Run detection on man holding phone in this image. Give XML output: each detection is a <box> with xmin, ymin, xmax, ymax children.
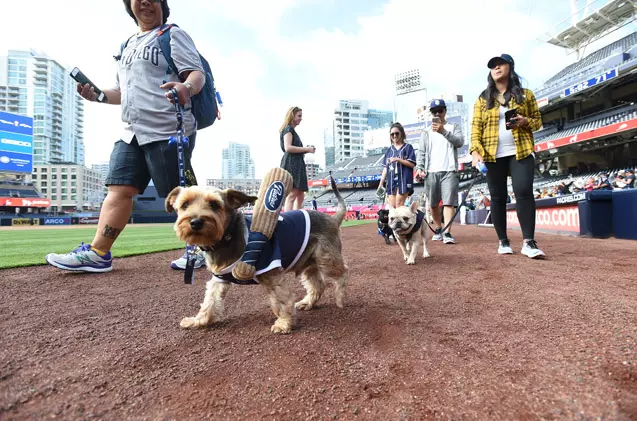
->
<box><xmin>415</xmin><ymin>99</ymin><xmax>464</xmax><ymax>244</ymax></box>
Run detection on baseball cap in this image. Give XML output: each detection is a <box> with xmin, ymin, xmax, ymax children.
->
<box><xmin>429</xmin><ymin>99</ymin><xmax>446</xmax><ymax>110</ymax></box>
<box><xmin>487</xmin><ymin>54</ymin><xmax>514</xmax><ymax>69</ymax></box>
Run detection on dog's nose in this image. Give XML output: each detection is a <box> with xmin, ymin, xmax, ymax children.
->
<box><xmin>190</xmin><ymin>218</ymin><xmax>204</xmax><ymax>231</ymax></box>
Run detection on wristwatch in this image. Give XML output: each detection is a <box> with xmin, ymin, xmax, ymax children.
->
<box><xmin>183</xmin><ymin>82</ymin><xmax>195</xmax><ymax>97</ymax></box>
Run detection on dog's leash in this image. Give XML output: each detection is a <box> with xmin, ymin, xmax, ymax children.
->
<box><xmin>420</xmin><ymin>168</ymin><xmax>485</xmax><ymax>235</ymax></box>
<box><xmin>168</xmin><ymin>88</ymin><xmax>196</xmax><ymax>285</ymax></box>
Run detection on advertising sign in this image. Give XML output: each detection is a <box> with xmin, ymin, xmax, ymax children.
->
<box><xmin>12</xmin><ymin>218</ymin><xmax>37</xmax><ymax>226</ymax></box>
<box><xmin>0</xmin><ymin>111</ymin><xmax>33</xmax><ymax>174</ymax></box>
<box><xmin>507</xmin><ymin>205</ymin><xmax>579</xmax><ymax>234</ymax></box>
<box><xmin>44</xmin><ymin>217</ymin><xmax>71</xmax><ymax>225</ymax></box>
<box><xmin>0</xmin><ymin>198</ymin><xmax>51</xmax><ymax>208</ymax></box>
<box><xmin>79</xmin><ymin>216</ymin><xmax>100</xmax><ymax>224</ymax></box>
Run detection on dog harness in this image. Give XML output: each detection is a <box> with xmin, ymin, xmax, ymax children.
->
<box><xmin>211</xmin><ymin>210</ymin><xmax>311</xmax><ymax>285</ymax></box>
<box><xmin>404</xmin><ymin>210</ymin><xmax>425</xmax><ymax>242</ymax></box>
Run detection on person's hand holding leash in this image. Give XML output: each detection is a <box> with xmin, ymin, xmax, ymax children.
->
<box><xmin>161</xmin><ymin>82</ymin><xmax>191</xmax><ymax>105</ymax></box>
<box><xmin>471</xmin><ymin>151</ymin><xmax>484</xmax><ymax>168</ymax></box>
<box><xmin>415</xmin><ymin>169</ymin><xmax>427</xmax><ymax>181</ymax></box>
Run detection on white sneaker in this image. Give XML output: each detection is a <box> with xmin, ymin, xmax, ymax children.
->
<box><xmin>170</xmin><ymin>250</ymin><xmax>206</xmax><ymax>270</ymax></box>
<box><xmin>432</xmin><ymin>228</ymin><xmax>443</xmax><ymax>241</ymax></box>
<box><xmin>443</xmin><ymin>232</ymin><xmax>455</xmax><ymax>244</ymax></box>
<box><xmin>498</xmin><ymin>239</ymin><xmax>513</xmax><ymax>255</ymax></box>
<box><xmin>46</xmin><ymin>242</ymin><xmax>113</xmax><ymax>273</ymax></box>
<box><xmin>521</xmin><ymin>240</ymin><xmax>545</xmax><ymax>259</ymax></box>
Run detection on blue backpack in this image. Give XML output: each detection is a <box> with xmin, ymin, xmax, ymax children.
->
<box><xmin>119</xmin><ymin>24</ymin><xmax>218</xmax><ymax>130</ymax></box>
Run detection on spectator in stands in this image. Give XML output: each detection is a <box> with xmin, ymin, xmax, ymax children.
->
<box><xmin>377</xmin><ymin>123</ymin><xmax>416</xmax><ymax>208</ymax></box>
<box><xmin>279</xmin><ymin>106</ymin><xmax>316</xmax><ymax>211</ymax></box>
<box><xmin>415</xmin><ymin>99</ymin><xmax>465</xmax><ymax>244</ymax></box>
<box><xmin>45</xmin><ymin>0</ymin><xmax>208</xmax><ymax>273</ymax></box>
<box><xmin>584</xmin><ymin>177</ymin><xmax>595</xmax><ymax>192</ymax></box>
<box><xmin>594</xmin><ymin>172</ymin><xmax>612</xmax><ymax>190</ymax></box>
<box><xmin>470</xmin><ymin>54</ymin><xmax>545</xmax><ymax>258</ymax></box>
<box><xmin>614</xmin><ymin>169</ymin><xmax>635</xmax><ymax>189</ymax></box>
<box><xmin>311</xmin><ymin>196</ymin><xmax>318</xmax><ymax>211</ymax></box>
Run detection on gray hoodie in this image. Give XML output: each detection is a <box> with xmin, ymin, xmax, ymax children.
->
<box><xmin>416</xmin><ymin>123</ymin><xmax>464</xmax><ymax>173</ymax></box>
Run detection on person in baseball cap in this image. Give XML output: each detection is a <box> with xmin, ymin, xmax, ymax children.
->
<box><xmin>487</xmin><ymin>54</ymin><xmax>515</xmax><ymax>69</ymax></box>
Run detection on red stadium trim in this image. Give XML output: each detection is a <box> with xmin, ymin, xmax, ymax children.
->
<box><xmin>535</xmin><ymin>118</ymin><xmax>637</xmax><ymax>152</ymax></box>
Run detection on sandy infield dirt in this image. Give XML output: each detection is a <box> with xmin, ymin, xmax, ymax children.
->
<box><xmin>1</xmin><ymin>224</ymin><xmax>635</xmax><ymax>420</ymax></box>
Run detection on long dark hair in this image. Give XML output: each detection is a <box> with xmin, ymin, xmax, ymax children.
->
<box><xmin>389</xmin><ymin>122</ymin><xmax>407</xmax><ymax>145</ymax></box>
<box><xmin>481</xmin><ymin>67</ymin><xmax>525</xmax><ymax>109</ymax></box>
<box><xmin>123</xmin><ymin>0</ymin><xmax>170</xmax><ymax>25</ymax></box>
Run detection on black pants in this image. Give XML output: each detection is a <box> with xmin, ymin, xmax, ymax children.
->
<box><xmin>485</xmin><ymin>154</ymin><xmax>536</xmax><ymax>241</ymax></box>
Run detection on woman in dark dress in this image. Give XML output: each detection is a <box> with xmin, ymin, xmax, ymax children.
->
<box><xmin>280</xmin><ymin>106</ymin><xmax>315</xmax><ymax>211</ymax></box>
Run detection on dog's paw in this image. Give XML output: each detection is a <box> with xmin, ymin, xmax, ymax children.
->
<box><xmin>180</xmin><ymin>316</ymin><xmax>210</xmax><ymax>329</ymax></box>
<box><xmin>406</xmin><ymin>258</ymin><xmax>416</xmax><ymax>265</ymax></box>
<box><xmin>271</xmin><ymin>320</ymin><xmax>292</xmax><ymax>334</ymax></box>
<box><xmin>295</xmin><ymin>300</ymin><xmax>313</xmax><ymax>311</ymax></box>
<box><xmin>422</xmin><ymin>250</ymin><xmax>431</xmax><ymax>258</ymax></box>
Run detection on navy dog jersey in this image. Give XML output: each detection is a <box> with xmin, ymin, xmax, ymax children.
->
<box><xmin>213</xmin><ymin>210</ymin><xmax>310</xmax><ymax>285</ymax></box>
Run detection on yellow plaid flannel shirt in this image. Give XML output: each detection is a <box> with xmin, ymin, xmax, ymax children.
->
<box><xmin>470</xmin><ymin>88</ymin><xmax>542</xmax><ymax>162</ymax></box>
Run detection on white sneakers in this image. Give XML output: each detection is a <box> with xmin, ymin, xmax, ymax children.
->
<box><xmin>498</xmin><ymin>239</ymin><xmax>545</xmax><ymax>259</ymax></box>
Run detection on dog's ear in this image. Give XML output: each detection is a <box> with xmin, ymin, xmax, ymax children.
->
<box><xmin>223</xmin><ymin>189</ymin><xmax>258</xmax><ymax>209</ymax></box>
<box><xmin>165</xmin><ymin>187</ymin><xmax>182</xmax><ymax>213</ymax></box>
<box><xmin>410</xmin><ymin>200</ymin><xmax>419</xmax><ymax>214</ymax></box>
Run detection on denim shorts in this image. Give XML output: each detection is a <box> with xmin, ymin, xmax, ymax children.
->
<box><xmin>105</xmin><ymin>134</ymin><xmax>197</xmax><ymax>198</ymax></box>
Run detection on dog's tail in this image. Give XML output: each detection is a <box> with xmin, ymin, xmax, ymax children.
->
<box><xmin>330</xmin><ymin>176</ymin><xmax>347</xmax><ymax>225</ymax></box>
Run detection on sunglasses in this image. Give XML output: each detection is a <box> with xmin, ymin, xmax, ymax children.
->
<box><xmin>390</xmin><ymin>132</ymin><xmax>401</xmax><ymax>138</ymax></box>
<box><xmin>430</xmin><ymin>108</ymin><xmax>445</xmax><ymax>115</ymax></box>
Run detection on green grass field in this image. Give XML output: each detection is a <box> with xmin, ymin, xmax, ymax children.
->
<box><xmin>0</xmin><ymin>219</ymin><xmax>374</xmax><ymax>269</ymax></box>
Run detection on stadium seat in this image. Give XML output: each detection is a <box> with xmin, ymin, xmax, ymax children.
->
<box><xmin>611</xmin><ymin>189</ymin><xmax>637</xmax><ymax>240</ymax></box>
<box><xmin>578</xmin><ymin>191</ymin><xmax>613</xmax><ymax>238</ymax></box>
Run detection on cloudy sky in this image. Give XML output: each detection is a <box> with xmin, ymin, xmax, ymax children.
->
<box><xmin>1</xmin><ymin>0</ymin><xmax>634</xmax><ymax>180</ymax></box>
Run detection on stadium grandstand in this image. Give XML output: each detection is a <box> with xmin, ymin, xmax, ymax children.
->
<box><xmin>307</xmin><ymin>3</ymin><xmax>636</xmax><ymax>237</ymax></box>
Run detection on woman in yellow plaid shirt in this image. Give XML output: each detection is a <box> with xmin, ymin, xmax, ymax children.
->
<box><xmin>470</xmin><ymin>54</ymin><xmax>545</xmax><ymax>259</ymax></box>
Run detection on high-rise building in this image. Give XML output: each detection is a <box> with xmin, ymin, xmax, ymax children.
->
<box><xmin>332</xmin><ymin>100</ymin><xmax>393</xmax><ymax>163</ymax></box>
<box><xmin>221</xmin><ymin>142</ymin><xmax>255</xmax><ymax>180</ymax></box>
<box><xmin>323</xmin><ymin>128</ymin><xmax>335</xmax><ymax>168</ymax></box>
<box><xmin>367</xmin><ymin>109</ymin><xmax>393</xmax><ymax>130</ymax></box>
<box><xmin>0</xmin><ymin>50</ymin><xmax>85</xmax><ymax>166</ymax></box>
<box><xmin>305</xmin><ymin>162</ymin><xmax>321</xmax><ymax>180</ymax></box>
<box><xmin>31</xmin><ymin>164</ymin><xmax>103</xmax><ymax>211</ymax></box>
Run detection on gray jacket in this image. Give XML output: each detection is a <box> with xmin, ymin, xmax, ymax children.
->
<box><xmin>416</xmin><ymin>123</ymin><xmax>464</xmax><ymax>173</ymax></box>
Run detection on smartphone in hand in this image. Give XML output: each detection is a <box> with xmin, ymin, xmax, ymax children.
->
<box><xmin>69</xmin><ymin>67</ymin><xmax>107</xmax><ymax>103</ymax></box>
<box><xmin>505</xmin><ymin>108</ymin><xmax>518</xmax><ymax>130</ymax></box>
<box><xmin>432</xmin><ymin>116</ymin><xmax>441</xmax><ymax>124</ymax></box>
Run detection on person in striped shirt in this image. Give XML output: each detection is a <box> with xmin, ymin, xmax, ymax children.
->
<box><xmin>378</xmin><ymin>123</ymin><xmax>416</xmax><ymax>208</ymax></box>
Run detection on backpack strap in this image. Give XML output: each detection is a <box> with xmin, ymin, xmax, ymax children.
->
<box><xmin>157</xmin><ymin>24</ymin><xmax>180</xmax><ymax>82</ymax></box>
<box><xmin>114</xmin><ymin>36</ymin><xmax>133</xmax><ymax>61</ymax></box>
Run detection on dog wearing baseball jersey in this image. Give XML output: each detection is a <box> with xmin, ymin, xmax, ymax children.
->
<box><xmin>166</xmin><ymin>177</ymin><xmax>349</xmax><ymax>334</ymax></box>
<box><xmin>388</xmin><ymin>200</ymin><xmax>431</xmax><ymax>265</ymax></box>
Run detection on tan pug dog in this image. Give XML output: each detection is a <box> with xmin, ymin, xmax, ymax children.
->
<box><xmin>388</xmin><ymin>200</ymin><xmax>431</xmax><ymax>265</ymax></box>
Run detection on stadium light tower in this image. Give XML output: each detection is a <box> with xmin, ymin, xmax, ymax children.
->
<box><xmin>540</xmin><ymin>0</ymin><xmax>637</xmax><ymax>60</ymax></box>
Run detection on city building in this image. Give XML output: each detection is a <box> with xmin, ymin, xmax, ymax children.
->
<box><xmin>306</xmin><ymin>162</ymin><xmax>321</xmax><ymax>179</ymax></box>
<box><xmin>206</xmin><ymin>178</ymin><xmax>261</xmax><ymax>196</ymax></box>
<box><xmin>221</xmin><ymin>142</ymin><xmax>255</xmax><ymax>180</ymax></box>
<box><xmin>91</xmin><ymin>161</ymin><xmax>110</xmax><ymax>197</ymax></box>
<box><xmin>31</xmin><ymin>164</ymin><xmax>103</xmax><ymax>211</ymax></box>
<box><xmin>0</xmin><ymin>49</ymin><xmax>85</xmax><ymax>166</ymax></box>
<box><xmin>332</xmin><ymin>100</ymin><xmax>393</xmax><ymax>163</ymax></box>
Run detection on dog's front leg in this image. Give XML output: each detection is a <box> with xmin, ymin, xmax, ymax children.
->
<box><xmin>396</xmin><ymin>237</ymin><xmax>410</xmax><ymax>262</ymax></box>
<box><xmin>421</xmin><ymin>227</ymin><xmax>431</xmax><ymax>258</ymax></box>
<box><xmin>180</xmin><ymin>280</ymin><xmax>231</xmax><ymax>329</ymax></box>
<box><xmin>260</xmin><ymin>272</ymin><xmax>295</xmax><ymax>334</ymax></box>
<box><xmin>406</xmin><ymin>238</ymin><xmax>420</xmax><ymax>265</ymax></box>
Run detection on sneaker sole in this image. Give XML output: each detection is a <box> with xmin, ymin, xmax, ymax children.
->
<box><xmin>46</xmin><ymin>256</ymin><xmax>113</xmax><ymax>273</ymax></box>
<box><xmin>498</xmin><ymin>249</ymin><xmax>513</xmax><ymax>255</ymax></box>
<box><xmin>523</xmin><ymin>251</ymin><xmax>546</xmax><ymax>259</ymax></box>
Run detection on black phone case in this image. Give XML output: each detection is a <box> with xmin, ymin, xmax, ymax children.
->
<box><xmin>69</xmin><ymin>68</ymin><xmax>108</xmax><ymax>103</ymax></box>
<box><xmin>505</xmin><ymin>109</ymin><xmax>518</xmax><ymax>130</ymax></box>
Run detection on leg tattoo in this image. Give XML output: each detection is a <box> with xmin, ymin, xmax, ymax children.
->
<box><xmin>102</xmin><ymin>224</ymin><xmax>123</xmax><ymax>240</ymax></box>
